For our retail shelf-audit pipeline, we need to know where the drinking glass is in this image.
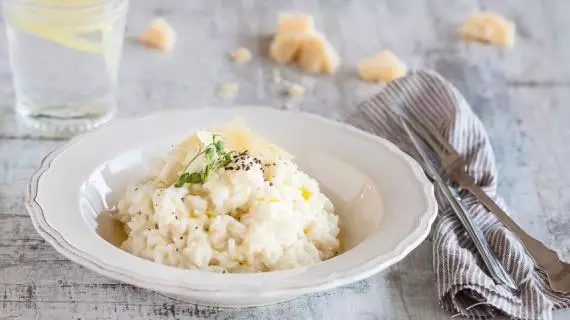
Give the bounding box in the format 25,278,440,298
2,0,129,136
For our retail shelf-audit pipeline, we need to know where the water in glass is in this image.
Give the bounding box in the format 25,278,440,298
3,0,128,135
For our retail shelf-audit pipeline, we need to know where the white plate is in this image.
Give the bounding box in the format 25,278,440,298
26,107,437,307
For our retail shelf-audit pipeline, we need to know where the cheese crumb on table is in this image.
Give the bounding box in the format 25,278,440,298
139,18,176,51
276,13,314,34
230,47,252,64
357,50,408,83
218,83,239,99
460,11,515,47
287,84,305,97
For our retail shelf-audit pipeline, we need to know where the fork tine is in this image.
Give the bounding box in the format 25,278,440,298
406,112,457,156
381,105,454,164
400,116,450,163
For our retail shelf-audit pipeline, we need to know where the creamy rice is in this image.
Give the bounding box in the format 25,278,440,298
115,122,340,273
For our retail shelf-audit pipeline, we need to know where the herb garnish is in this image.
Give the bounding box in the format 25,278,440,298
174,134,236,187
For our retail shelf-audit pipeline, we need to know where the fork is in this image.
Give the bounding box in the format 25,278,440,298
401,119,518,290
402,114,570,294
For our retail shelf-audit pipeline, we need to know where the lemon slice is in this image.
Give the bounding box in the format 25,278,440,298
10,21,104,53
5,0,120,54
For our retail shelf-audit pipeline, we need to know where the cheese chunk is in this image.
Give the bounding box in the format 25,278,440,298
208,118,294,161
358,50,408,83
139,18,176,51
230,47,252,64
277,13,314,35
269,13,340,74
297,32,340,74
296,35,324,73
460,11,515,47
270,34,303,64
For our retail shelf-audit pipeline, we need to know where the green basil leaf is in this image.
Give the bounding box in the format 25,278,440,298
204,146,215,161
214,140,224,152
188,172,203,183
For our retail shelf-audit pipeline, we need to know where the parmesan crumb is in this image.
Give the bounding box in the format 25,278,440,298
287,84,305,97
139,18,176,51
230,47,252,64
218,83,239,100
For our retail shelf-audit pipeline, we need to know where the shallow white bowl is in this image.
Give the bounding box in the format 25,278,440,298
26,107,437,307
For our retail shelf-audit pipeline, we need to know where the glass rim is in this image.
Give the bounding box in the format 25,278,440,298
2,0,129,11
2,0,129,24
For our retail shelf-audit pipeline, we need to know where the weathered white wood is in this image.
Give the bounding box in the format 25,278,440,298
1,0,570,319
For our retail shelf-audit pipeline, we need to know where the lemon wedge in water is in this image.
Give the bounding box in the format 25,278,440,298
5,0,120,54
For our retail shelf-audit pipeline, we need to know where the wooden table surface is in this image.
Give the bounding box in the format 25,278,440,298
1,0,570,319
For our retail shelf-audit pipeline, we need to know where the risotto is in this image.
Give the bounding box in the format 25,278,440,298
114,119,340,273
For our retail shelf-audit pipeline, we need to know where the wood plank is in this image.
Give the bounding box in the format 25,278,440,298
0,140,61,216
0,242,443,320
502,87,570,261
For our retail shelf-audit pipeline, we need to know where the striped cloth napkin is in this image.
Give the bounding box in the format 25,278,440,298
347,70,570,319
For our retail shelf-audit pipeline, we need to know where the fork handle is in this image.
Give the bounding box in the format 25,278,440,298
466,184,570,293
436,182,518,290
